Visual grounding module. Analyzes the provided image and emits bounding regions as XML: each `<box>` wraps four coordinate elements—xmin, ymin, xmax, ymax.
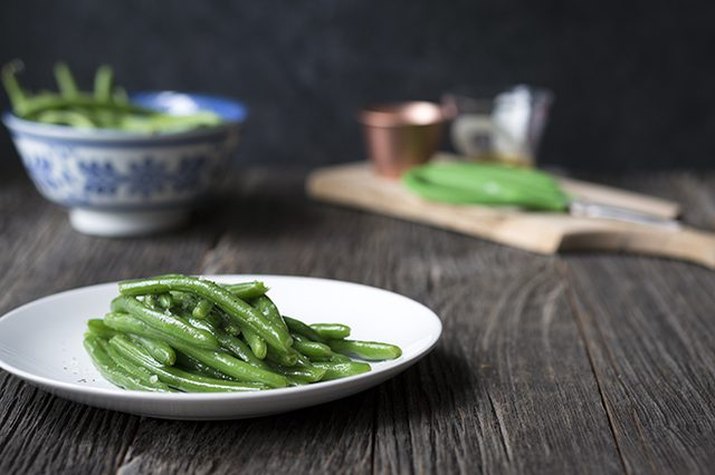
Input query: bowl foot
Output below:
<box><xmin>69</xmin><ymin>208</ymin><xmax>189</xmax><ymax>237</ymax></box>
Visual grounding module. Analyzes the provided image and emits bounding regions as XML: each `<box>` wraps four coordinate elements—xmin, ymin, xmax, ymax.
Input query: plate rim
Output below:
<box><xmin>0</xmin><ymin>274</ymin><xmax>442</xmax><ymax>402</ymax></box>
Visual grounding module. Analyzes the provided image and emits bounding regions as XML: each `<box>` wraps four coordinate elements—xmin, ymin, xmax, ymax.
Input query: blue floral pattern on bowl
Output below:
<box><xmin>3</xmin><ymin>91</ymin><xmax>245</xmax><ymax>213</ymax></box>
<box><xmin>11</xmin><ymin>133</ymin><xmax>237</xmax><ymax>210</ymax></box>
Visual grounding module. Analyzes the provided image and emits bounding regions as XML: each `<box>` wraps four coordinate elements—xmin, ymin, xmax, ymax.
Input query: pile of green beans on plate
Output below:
<box><xmin>2</xmin><ymin>61</ymin><xmax>222</xmax><ymax>133</ymax></box>
<box><xmin>84</xmin><ymin>274</ymin><xmax>402</xmax><ymax>392</ymax></box>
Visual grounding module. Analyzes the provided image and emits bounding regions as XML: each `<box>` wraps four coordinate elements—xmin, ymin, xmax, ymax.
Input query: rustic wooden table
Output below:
<box><xmin>1</xmin><ymin>166</ymin><xmax>714</xmax><ymax>474</ymax></box>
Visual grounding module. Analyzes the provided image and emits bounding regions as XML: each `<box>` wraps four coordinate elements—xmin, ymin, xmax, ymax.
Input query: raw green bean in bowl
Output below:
<box><xmin>1</xmin><ymin>62</ymin><xmax>248</xmax><ymax>237</ymax></box>
<box><xmin>84</xmin><ymin>274</ymin><xmax>403</xmax><ymax>392</ymax></box>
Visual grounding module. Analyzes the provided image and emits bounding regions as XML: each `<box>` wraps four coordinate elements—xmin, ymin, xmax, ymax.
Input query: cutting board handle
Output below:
<box><xmin>559</xmin><ymin>227</ymin><xmax>715</xmax><ymax>268</ymax></box>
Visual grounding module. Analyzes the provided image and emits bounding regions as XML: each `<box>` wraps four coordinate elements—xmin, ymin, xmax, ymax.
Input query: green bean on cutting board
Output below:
<box><xmin>403</xmin><ymin>162</ymin><xmax>571</xmax><ymax>211</ymax></box>
<box><xmin>83</xmin><ymin>274</ymin><xmax>402</xmax><ymax>392</ymax></box>
<box><xmin>2</xmin><ymin>61</ymin><xmax>222</xmax><ymax>133</ymax></box>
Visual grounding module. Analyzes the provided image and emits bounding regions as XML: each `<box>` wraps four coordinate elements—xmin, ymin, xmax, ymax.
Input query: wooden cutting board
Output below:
<box><xmin>306</xmin><ymin>159</ymin><xmax>715</xmax><ymax>268</ymax></box>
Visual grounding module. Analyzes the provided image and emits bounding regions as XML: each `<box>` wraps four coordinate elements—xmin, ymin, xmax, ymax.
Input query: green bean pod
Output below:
<box><xmin>311</xmin><ymin>323</ymin><xmax>351</xmax><ymax>340</ymax></box>
<box><xmin>283</xmin><ymin>316</ymin><xmax>324</xmax><ymax>342</ymax></box>
<box><xmin>104</xmin><ymin>340</ymin><xmax>171</xmax><ymax>391</ymax></box>
<box><xmin>130</xmin><ymin>335</ymin><xmax>176</xmax><ymax>366</ymax></box>
<box><xmin>292</xmin><ymin>335</ymin><xmax>333</xmax><ymax>361</ymax></box>
<box><xmin>174</xmin><ymin>343</ymin><xmax>288</xmax><ymax>388</ymax></box>
<box><xmin>93</xmin><ymin>65</ymin><xmax>113</xmax><ymax>102</ymax></box>
<box><xmin>83</xmin><ymin>335</ymin><xmax>163</xmax><ymax>391</ymax></box>
<box><xmin>54</xmin><ymin>62</ymin><xmax>79</xmax><ymax>98</ymax></box>
<box><xmin>211</xmin><ymin>309</ymin><xmax>241</xmax><ymax>336</ymax></box>
<box><xmin>330</xmin><ymin>353</ymin><xmax>351</xmax><ymax>363</ymax></box>
<box><xmin>109</xmin><ymin>336</ymin><xmax>266</xmax><ymax>392</ymax></box>
<box><xmin>312</xmin><ymin>360</ymin><xmax>371</xmax><ymax>380</ymax></box>
<box><xmin>253</xmin><ymin>295</ymin><xmax>289</xmax><ymax>333</ymax></box>
<box><xmin>224</xmin><ymin>281</ymin><xmax>269</xmax><ymax>300</ymax></box>
<box><xmin>2</xmin><ymin>61</ymin><xmax>27</xmax><ymax>111</ymax></box>
<box><xmin>192</xmin><ymin>299</ymin><xmax>213</xmax><ymax>318</ymax></box>
<box><xmin>266</xmin><ymin>347</ymin><xmax>299</xmax><ymax>367</ymax></box>
<box><xmin>142</xmin><ymin>294</ymin><xmax>158</xmax><ymax>309</ymax></box>
<box><xmin>157</xmin><ymin>293</ymin><xmax>173</xmax><ymax>309</ymax></box>
<box><xmin>119</xmin><ymin>276</ymin><xmax>292</xmax><ymax>353</ymax></box>
<box><xmin>104</xmin><ymin>312</ymin><xmax>190</xmax><ymax>349</ymax></box>
<box><xmin>186</xmin><ymin>315</ymin><xmax>270</xmax><ymax>370</ymax></box>
<box><xmin>328</xmin><ymin>340</ymin><xmax>402</xmax><ymax>361</ymax></box>
<box><xmin>175</xmin><ymin>352</ymin><xmax>235</xmax><ymax>381</ymax></box>
<box><xmin>269</xmin><ymin>363</ymin><xmax>327</xmax><ymax>385</ymax></box>
<box><xmin>241</xmin><ymin>327</ymin><xmax>267</xmax><ymax>360</ymax></box>
<box><xmin>88</xmin><ymin>316</ymin><xmax>176</xmax><ymax>365</ymax></box>
<box><xmin>111</xmin><ymin>296</ymin><xmax>218</xmax><ymax>350</ymax></box>
<box><xmin>86</xmin><ymin>318</ymin><xmax>117</xmax><ymax>339</ymax></box>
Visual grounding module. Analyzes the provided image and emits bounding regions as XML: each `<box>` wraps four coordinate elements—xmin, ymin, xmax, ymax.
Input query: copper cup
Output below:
<box><xmin>359</xmin><ymin>101</ymin><xmax>445</xmax><ymax>178</ymax></box>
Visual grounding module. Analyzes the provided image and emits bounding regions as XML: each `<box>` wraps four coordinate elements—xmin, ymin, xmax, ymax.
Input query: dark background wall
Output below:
<box><xmin>1</xmin><ymin>0</ymin><xmax>713</xmax><ymax>171</ymax></box>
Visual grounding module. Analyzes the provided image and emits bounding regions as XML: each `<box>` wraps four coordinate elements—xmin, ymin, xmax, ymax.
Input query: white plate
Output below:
<box><xmin>0</xmin><ymin>275</ymin><xmax>441</xmax><ymax>420</ymax></box>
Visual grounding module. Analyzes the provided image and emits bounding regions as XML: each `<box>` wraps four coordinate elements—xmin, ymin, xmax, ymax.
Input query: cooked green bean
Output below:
<box><xmin>157</xmin><ymin>293</ymin><xmax>173</xmax><ymax>309</ymax></box>
<box><xmin>328</xmin><ymin>340</ymin><xmax>402</xmax><ymax>361</ymax></box>
<box><xmin>130</xmin><ymin>335</ymin><xmax>176</xmax><ymax>366</ymax></box>
<box><xmin>312</xmin><ymin>360</ymin><xmax>372</xmax><ymax>380</ymax></box>
<box><xmin>241</xmin><ymin>327</ymin><xmax>267</xmax><ymax>360</ymax></box>
<box><xmin>2</xmin><ymin>61</ymin><xmax>28</xmax><ymax>112</ymax></box>
<box><xmin>104</xmin><ymin>340</ymin><xmax>171</xmax><ymax>391</ymax></box>
<box><xmin>88</xmin><ymin>317</ymin><xmax>175</xmax><ymax>365</ymax></box>
<box><xmin>102</xmin><ymin>313</ymin><xmax>285</xmax><ymax>387</ymax></box>
<box><xmin>219</xmin><ymin>332</ymin><xmax>270</xmax><ymax>369</ymax></box>
<box><xmin>185</xmin><ymin>314</ymin><xmax>270</xmax><ymax>370</ymax></box>
<box><xmin>111</xmin><ymin>296</ymin><xmax>218</xmax><ymax>350</ymax></box>
<box><xmin>283</xmin><ymin>316</ymin><xmax>324</xmax><ymax>342</ymax></box>
<box><xmin>173</xmin><ymin>343</ymin><xmax>288</xmax><ymax>388</ymax></box>
<box><xmin>266</xmin><ymin>347</ymin><xmax>299</xmax><ymax>367</ymax></box>
<box><xmin>94</xmin><ymin>65</ymin><xmax>113</xmax><ymax>102</ymax></box>
<box><xmin>403</xmin><ymin>162</ymin><xmax>570</xmax><ymax>211</ymax></box>
<box><xmin>84</xmin><ymin>335</ymin><xmax>162</xmax><ymax>391</ymax></box>
<box><xmin>142</xmin><ymin>294</ymin><xmax>158</xmax><ymax>309</ymax></box>
<box><xmin>192</xmin><ymin>298</ymin><xmax>213</xmax><ymax>318</ymax></box>
<box><xmin>104</xmin><ymin>312</ymin><xmax>190</xmax><ymax>349</ymax></box>
<box><xmin>330</xmin><ymin>353</ymin><xmax>351</xmax><ymax>363</ymax></box>
<box><xmin>292</xmin><ymin>335</ymin><xmax>333</xmax><ymax>360</ymax></box>
<box><xmin>119</xmin><ymin>275</ymin><xmax>293</xmax><ymax>353</ymax></box>
<box><xmin>223</xmin><ymin>320</ymin><xmax>242</xmax><ymax>337</ymax></box>
<box><xmin>86</xmin><ymin>318</ymin><xmax>118</xmax><ymax>339</ymax></box>
<box><xmin>311</xmin><ymin>323</ymin><xmax>351</xmax><ymax>340</ymax></box>
<box><xmin>54</xmin><ymin>62</ymin><xmax>78</xmax><ymax>98</ymax></box>
<box><xmin>175</xmin><ymin>352</ymin><xmax>235</xmax><ymax>381</ymax></box>
<box><xmin>269</xmin><ymin>362</ymin><xmax>326</xmax><ymax>385</ymax></box>
<box><xmin>166</xmin><ymin>282</ymin><xmax>268</xmax><ymax>311</ymax></box>
<box><xmin>253</xmin><ymin>295</ymin><xmax>289</xmax><ymax>333</ymax></box>
<box><xmin>109</xmin><ymin>336</ymin><xmax>266</xmax><ymax>392</ymax></box>
<box><xmin>224</xmin><ymin>281</ymin><xmax>269</xmax><ymax>299</ymax></box>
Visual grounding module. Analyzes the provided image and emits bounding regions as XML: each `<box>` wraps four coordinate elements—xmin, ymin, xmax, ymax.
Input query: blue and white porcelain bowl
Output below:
<box><xmin>3</xmin><ymin>91</ymin><xmax>247</xmax><ymax>236</ymax></box>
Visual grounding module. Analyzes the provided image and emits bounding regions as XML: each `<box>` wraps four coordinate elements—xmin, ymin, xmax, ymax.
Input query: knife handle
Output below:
<box><xmin>560</xmin><ymin>226</ymin><xmax>715</xmax><ymax>268</ymax></box>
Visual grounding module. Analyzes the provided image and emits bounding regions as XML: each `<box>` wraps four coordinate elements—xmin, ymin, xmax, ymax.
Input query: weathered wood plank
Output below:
<box><xmin>0</xmin><ymin>172</ymin><xmax>223</xmax><ymax>474</ymax></box>
<box><xmin>560</xmin><ymin>172</ymin><xmax>715</xmax><ymax>474</ymax></box>
<box><xmin>370</xmin><ymin>230</ymin><xmax>622</xmax><ymax>474</ymax></box>
<box><xmin>117</xmin><ymin>394</ymin><xmax>375</xmax><ymax>475</ymax></box>
<box><xmin>563</xmin><ymin>257</ymin><xmax>715</xmax><ymax>474</ymax></box>
<box><xmin>0</xmin><ymin>372</ymin><xmax>138</xmax><ymax>474</ymax></box>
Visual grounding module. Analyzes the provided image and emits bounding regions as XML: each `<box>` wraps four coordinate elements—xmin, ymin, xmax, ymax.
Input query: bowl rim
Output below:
<box><xmin>2</xmin><ymin>90</ymin><xmax>247</xmax><ymax>143</ymax></box>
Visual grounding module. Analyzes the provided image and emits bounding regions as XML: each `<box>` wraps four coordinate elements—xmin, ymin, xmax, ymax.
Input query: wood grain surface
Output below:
<box><xmin>1</xmin><ymin>167</ymin><xmax>714</xmax><ymax>474</ymax></box>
